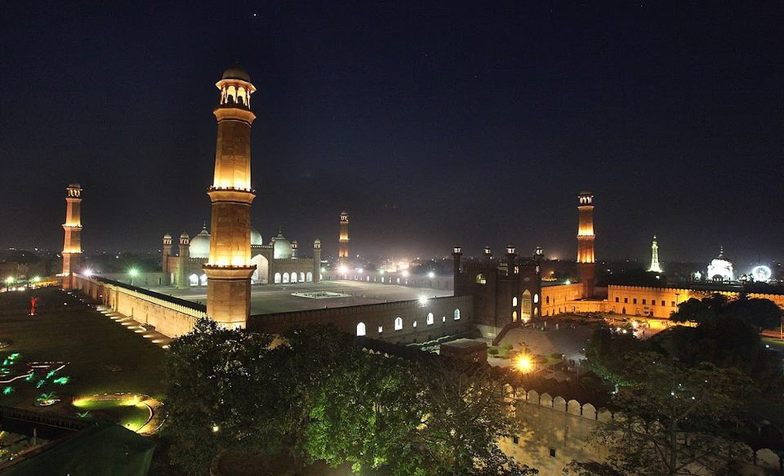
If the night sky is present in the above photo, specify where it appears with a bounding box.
[1,2,781,268]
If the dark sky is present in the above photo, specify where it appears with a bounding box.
[1,1,781,269]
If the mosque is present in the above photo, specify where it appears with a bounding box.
[161,226,321,288]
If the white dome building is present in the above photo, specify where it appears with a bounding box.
[707,247,734,282]
[272,231,293,259]
[189,227,211,259]
[250,228,263,247]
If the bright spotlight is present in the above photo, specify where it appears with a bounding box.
[337,265,348,274]
[83,269,94,277]
[402,270,410,278]
[427,271,435,279]
[514,354,534,374]
[418,295,429,306]
[128,268,139,277]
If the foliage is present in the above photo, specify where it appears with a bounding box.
[162,318,276,474]
[164,323,538,475]
[594,352,752,475]
[672,294,782,330]
[584,327,639,387]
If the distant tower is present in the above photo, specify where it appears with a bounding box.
[162,234,173,285]
[452,245,463,277]
[648,235,662,273]
[576,191,596,298]
[203,66,257,329]
[61,183,83,289]
[339,211,350,262]
[176,233,190,289]
[313,239,322,283]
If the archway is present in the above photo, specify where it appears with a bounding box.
[274,272,282,284]
[521,290,532,321]
[306,271,313,282]
[189,274,199,287]
[250,254,269,284]
[356,322,366,336]
[282,273,290,284]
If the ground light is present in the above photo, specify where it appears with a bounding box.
[514,354,535,374]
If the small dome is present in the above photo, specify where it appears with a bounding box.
[163,233,172,239]
[222,65,251,82]
[250,228,263,246]
[190,228,211,259]
[273,231,292,259]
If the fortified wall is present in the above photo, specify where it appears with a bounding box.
[247,295,473,344]
[501,384,782,475]
[71,274,204,337]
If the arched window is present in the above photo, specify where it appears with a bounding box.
[475,273,486,284]
[396,278,401,284]
[512,297,518,307]
[300,272,305,282]
[200,274,207,286]
[512,311,518,321]
[427,313,434,325]
[189,274,199,286]
[394,317,403,331]
[356,322,366,336]
[521,290,532,321]
[290,272,297,283]
[283,273,290,284]
[453,309,461,320]
[274,272,282,284]
[378,325,383,333]
[534,293,539,304]
[442,315,446,323]
[413,320,417,328]
[306,272,313,282]
[546,296,550,304]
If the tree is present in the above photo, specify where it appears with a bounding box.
[671,298,716,324]
[724,297,782,330]
[162,319,277,474]
[584,327,640,388]
[594,352,752,475]
[414,360,537,475]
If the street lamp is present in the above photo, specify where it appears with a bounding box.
[4,276,14,291]
[514,354,534,374]
[128,268,139,286]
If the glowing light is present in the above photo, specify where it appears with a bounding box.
[750,265,772,282]
[564,279,571,285]
[31,276,41,283]
[356,268,364,273]
[83,269,94,277]
[4,277,14,285]
[514,354,534,374]
[402,270,410,278]
[212,424,220,433]
[337,265,348,274]
[418,296,429,306]
[427,271,435,279]
[128,268,139,278]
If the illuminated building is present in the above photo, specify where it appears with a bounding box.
[647,235,662,273]
[61,183,83,289]
[339,211,350,262]
[453,244,542,341]
[202,66,258,328]
[576,191,595,297]
[160,226,319,288]
[707,246,734,282]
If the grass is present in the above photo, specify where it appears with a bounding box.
[0,287,166,410]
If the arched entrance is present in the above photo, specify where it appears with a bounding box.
[521,290,532,321]
[251,254,269,284]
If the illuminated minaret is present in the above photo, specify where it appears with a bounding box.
[648,235,662,273]
[61,183,83,289]
[338,211,350,262]
[576,191,595,298]
[203,66,257,329]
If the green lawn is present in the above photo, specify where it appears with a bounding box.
[0,287,166,411]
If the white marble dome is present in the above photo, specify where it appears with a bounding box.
[250,228,263,246]
[273,232,292,259]
[707,247,733,281]
[189,228,211,259]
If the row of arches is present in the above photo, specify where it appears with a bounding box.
[188,274,208,286]
[356,309,461,336]
[273,271,314,284]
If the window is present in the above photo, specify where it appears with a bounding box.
[442,315,446,323]
[378,325,383,333]
[427,313,434,325]
[394,317,403,331]
[306,272,313,282]
[454,309,461,320]
[633,298,637,304]
[671,301,675,307]
[413,320,417,328]
[199,274,207,286]
[652,300,656,306]
[624,297,628,303]
[356,322,366,336]
[282,273,290,284]
[475,273,486,284]
[642,299,646,305]
[512,297,518,307]
[189,274,199,286]
[290,272,297,283]
[661,300,665,306]
[300,272,305,282]
[546,296,550,304]
[615,297,619,303]
[534,293,539,304]
[512,311,517,321]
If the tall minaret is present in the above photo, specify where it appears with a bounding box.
[203,66,257,329]
[338,211,350,262]
[648,235,662,273]
[61,183,83,289]
[162,234,173,285]
[576,191,595,298]
[313,239,322,283]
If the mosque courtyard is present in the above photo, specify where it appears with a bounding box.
[151,280,452,315]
